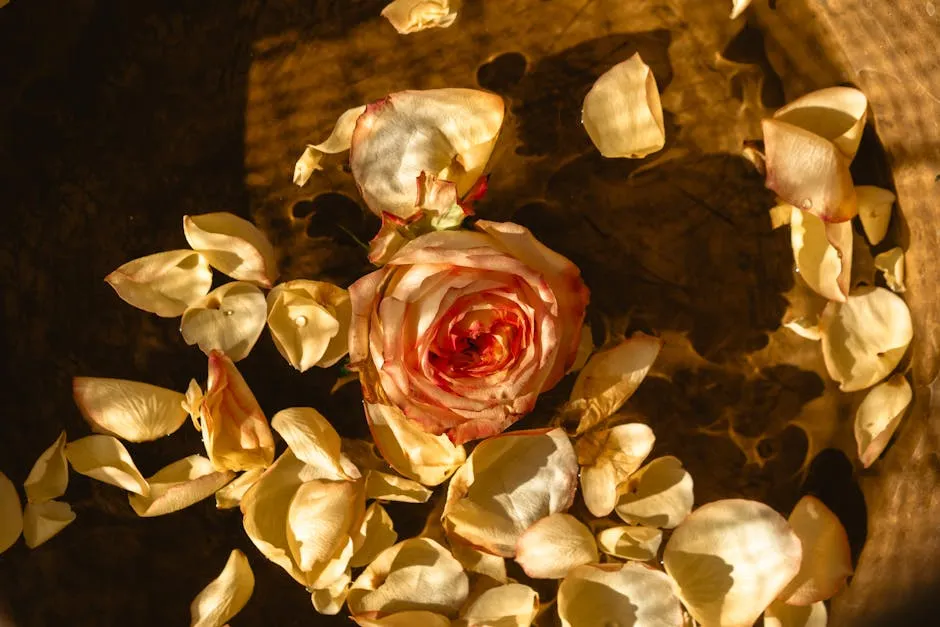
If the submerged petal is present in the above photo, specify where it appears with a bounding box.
[515,513,598,579]
[381,0,457,34]
[615,456,694,529]
[181,282,267,363]
[855,374,913,468]
[65,435,149,496]
[190,549,255,627]
[128,455,235,517]
[779,495,852,605]
[0,472,23,554]
[24,431,69,503]
[183,212,278,287]
[294,105,367,186]
[22,500,76,549]
[105,250,213,317]
[73,377,188,443]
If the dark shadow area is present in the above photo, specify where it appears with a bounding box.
[802,448,868,564]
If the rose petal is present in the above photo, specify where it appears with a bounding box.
[783,318,823,342]
[773,87,868,159]
[730,0,752,19]
[451,543,507,584]
[582,53,666,159]
[354,612,451,627]
[351,503,398,569]
[266,280,351,372]
[293,105,367,186]
[311,569,351,615]
[856,186,896,246]
[779,495,852,605]
[181,282,267,362]
[569,333,662,435]
[458,583,538,627]
[271,407,355,481]
[764,600,828,627]
[514,513,598,579]
[184,379,204,431]
[0,472,23,554]
[64,435,149,496]
[558,562,685,627]
[183,212,278,287]
[820,286,913,392]
[72,377,188,443]
[578,423,656,517]
[365,470,432,503]
[190,549,255,627]
[22,500,76,549]
[128,455,235,517]
[569,323,594,373]
[663,499,803,627]
[615,456,694,529]
[769,204,792,229]
[215,468,264,510]
[762,118,857,223]
[596,525,663,561]
[789,206,851,302]
[873,247,906,293]
[443,428,578,557]
[105,250,213,317]
[855,374,913,468]
[381,0,457,35]
[23,431,68,503]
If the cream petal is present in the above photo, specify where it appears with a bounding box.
[354,612,451,627]
[294,105,367,186]
[873,247,906,293]
[558,562,684,627]
[24,431,68,503]
[73,377,188,443]
[569,323,594,373]
[769,204,792,229]
[381,0,457,34]
[287,479,364,584]
[730,0,753,19]
[779,496,852,605]
[128,455,235,517]
[615,456,694,529]
[578,423,656,517]
[183,212,278,287]
[773,87,868,159]
[582,53,666,159]
[789,206,851,303]
[181,282,267,362]
[266,280,351,372]
[451,542,507,584]
[351,502,398,569]
[596,525,663,562]
[514,513,598,579]
[190,549,255,627]
[820,286,913,392]
[22,500,76,549]
[184,379,205,431]
[783,318,823,342]
[855,374,913,468]
[215,468,264,510]
[458,583,538,627]
[365,470,432,503]
[105,250,213,317]
[663,499,802,627]
[311,569,351,615]
[856,186,896,246]
[764,600,828,627]
[0,472,24,554]
[271,407,355,481]
[65,435,149,496]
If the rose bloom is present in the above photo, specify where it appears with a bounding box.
[349,220,589,445]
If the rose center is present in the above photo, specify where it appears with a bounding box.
[429,306,524,378]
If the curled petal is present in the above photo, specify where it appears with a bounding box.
[22,500,76,549]
[578,423,656,517]
[764,600,828,627]
[181,282,267,362]
[271,407,355,481]
[789,207,851,303]
[820,287,913,392]
[105,250,213,317]
[779,496,853,605]
[24,431,68,503]
[769,204,792,229]
[0,472,23,554]
[855,374,913,468]
[615,456,694,529]
[184,379,204,431]
[773,87,868,159]
[381,0,457,34]
[65,435,149,496]
[266,280,351,372]
[351,503,398,569]
[784,318,822,342]
[596,525,663,561]
[458,583,538,627]
[582,53,666,159]
[663,499,802,627]
[294,105,367,186]
[190,549,255,627]
[514,513,598,579]
[365,470,432,503]
[354,612,450,627]
[73,377,188,443]
[312,569,351,615]
[183,212,278,287]
[730,0,752,19]
[128,455,235,517]
[215,468,264,510]
[874,247,906,293]
[857,186,896,245]
[451,543,507,584]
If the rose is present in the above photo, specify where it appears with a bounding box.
[349,220,589,445]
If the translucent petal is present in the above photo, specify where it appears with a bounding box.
[855,374,913,468]
[773,87,868,159]
[183,212,278,287]
[128,455,235,517]
[779,495,852,605]
[596,525,663,561]
[615,456,694,529]
[365,470,432,503]
[293,105,367,186]
[24,431,68,503]
[458,583,538,627]
[351,502,398,569]
[266,280,351,372]
[764,600,827,627]
[311,569,351,615]
[0,472,23,554]
[873,247,906,293]
[72,377,188,443]
[578,423,656,517]
[184,379,205,431]
[856,186,896,246]
[381,0,457,34]
[789,206,851,302]
[181,282,267,362]
[271,407,355,481]
[105,250,213,317]
[514,513,598,579]
[65,435,149,496]
[215,468,264,510]
[22,500,76,549]
[190,549,255,627]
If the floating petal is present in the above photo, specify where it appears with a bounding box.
[266,280,351,372]
[381,0,457,34]
[22,500,76,548]
[128,455,235,517]
[365,470,432,503]
[351,502,398,568]
[515,513,598,579]
[0,472,23,554]
[181,282,267,362]
[271,407,354,481]
[578,422,656,517]
[458,583,538,627]
[873,247,906,293]
[856,186,896,246]
[312,569,351,615]
[293,105,367,186]
[190,549,255,627]
[855,374,913,468]
[215,468,264,509]
[65,435,149,496]
[773,87,868,158]
[615,456,694,529]
[23,431,68,503]
[789,206,851,302]
[596,525,663,561]
[105,250,213,317]
[73,377,188,443]
[183,212,278,287]
[779,495,852,605]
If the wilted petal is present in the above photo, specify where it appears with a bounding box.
[764,600,828,627]
[820,287,913,392]
[215,468,264,509]
[381,0,456,34]
[730,0,752,19]
[73,377,188,443]
[354,612,451,627]
[873,247,906,293]
[348,538,468,617]
[22,500,76,549]
[558,562,684,627]
[271,407,354,481]
[351,502,398,568]
[294,105,367,186]
[789,206,851,302]
[857,186,896,246]
[184,379,205,431]
[24,431,68,503]
[190,549,255,627]
[855,374,913,468]
[570,333,662,434]
[578,422,656,517]
[183,212,278,287]
[105,250,213,317]
[365,470,432,503]
[663,499,802,627]
[451,542,507,584]
[128,455,235,517]
[596,525,663,561]
[582,53,665,159]
[181,282,267,362]
[458,583,538,627]
[65,435,149,496]
[615,456,694,529]
[773,87,868,159]
[0,472,23,554]
[267,280,351,371]
[443,428,578,557]
[515,513,598,579]
[779,495,852,605]
[312,569,351,615]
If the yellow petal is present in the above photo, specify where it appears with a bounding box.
[578,422,656,517]
[856,186,896,246]
[128,455,235,517]
[783,318,822,342]
[773,87,868,159]
[558,562,684,627]
[615,456,694,529]
[73,377,188,443]
[450,542,507,584]
[596,525,663,561]
[764,600,828,627]
[663,499,802,627]
[569,332,662,434]
[779,495,852,605]
[820,286,913,392]
[184,379,205,431]
[873,247,906,293]
[769,203,792,230]
[459,583,538,627]
[24,431,68,503]
[351,502,398,568]
[0,472,23,554]
[789,206,851,303]
[271,407,356,481]
[365,403,466,486]
[354,612,451,627]
[365,470,432,503]
[443,428,578,557]
[105,250,213,317]
[762,118,856,223]
[181,282,267,362]
[65,435,149,496]
[190,549,255,627]
[22,500,76,548]
[514,513,598,579]
[381,0,457,34]
[215,468,264,509]
[348,538,469,617]
[266,280,351,372]
[183,212,278,287]
[311,569,351,615]
[582,53,665,159]
[730,0,752,19]
[855,374,913,468]
[293,105,367,186]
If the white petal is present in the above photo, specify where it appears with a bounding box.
[514,513,598,579]
[790,207,851,303]
[65,435,149,496]
[855,374,913,468]
[293,105,367,186]
[459,583,538,627]
[874,247,906,293]
[559,562,684,627]
[190,549,255,627]
[72,377,188,443]
[381,0,457,34]
[183,212,278,287]
[615,456,694,529]
[0,472,24,554]
[856,186,896,246]
[764,600,827,627]
[215,468,264,510]
[578,422,656,517]
[22,500,76,548]
[24,431,69,503]
[271,407,356,481]
[779,495,852,605]
[105,250,213,317]
[773,87,868,158]
[181,282,267,362]
[596,525,663,561]
[128,455,235,517]
[351,502,398,569]
[365,470,432,503]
